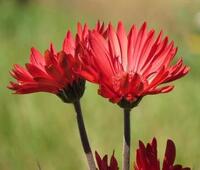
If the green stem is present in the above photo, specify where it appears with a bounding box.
[122,108,131,170]
[73,100,96,170]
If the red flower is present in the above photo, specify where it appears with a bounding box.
[78,22,189,107]
[8,28,85,102]
[95,138,190,170]
[95,151,119,170]
[134,138,190,170]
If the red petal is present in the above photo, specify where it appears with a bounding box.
[127,24,138,71]
[163,139,176,170]
[30,47,45,68]
[90,31,115,78]
[25,63,47,78]
[110,152,119,170]
[63,31,75,55]
[95,151,103,169]
[108,24,121,63]
[117,21,128,71]
[11,64,32,81]
[132,22,147,72]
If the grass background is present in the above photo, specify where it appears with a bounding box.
[1,0,200,169]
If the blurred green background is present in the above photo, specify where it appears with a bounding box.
[1,0,200,169]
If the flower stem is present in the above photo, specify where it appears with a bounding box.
[73,100,96,170]
[122,108,131,170]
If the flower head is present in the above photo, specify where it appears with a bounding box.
[95,138,190,170]
[8,27,86,103]
[95,151,119,170]
[78,22,189,108]
[135,138,191,170]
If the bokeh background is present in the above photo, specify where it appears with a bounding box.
[1,0,200,169]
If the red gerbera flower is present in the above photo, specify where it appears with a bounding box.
[78,22,189,108]
[95,138,190,170]
[95,151,119,170]
[135,138,190,170]
[8,22,107,103]
[8,22,87,102]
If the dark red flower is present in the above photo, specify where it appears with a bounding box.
[95,138,190,170]
[78,22,189,107]
[134,138,191,170]
[95,151,119,170]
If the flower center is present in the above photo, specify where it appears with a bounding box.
[112,71,145,100]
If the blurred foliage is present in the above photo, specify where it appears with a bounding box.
[0,0,200,169]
